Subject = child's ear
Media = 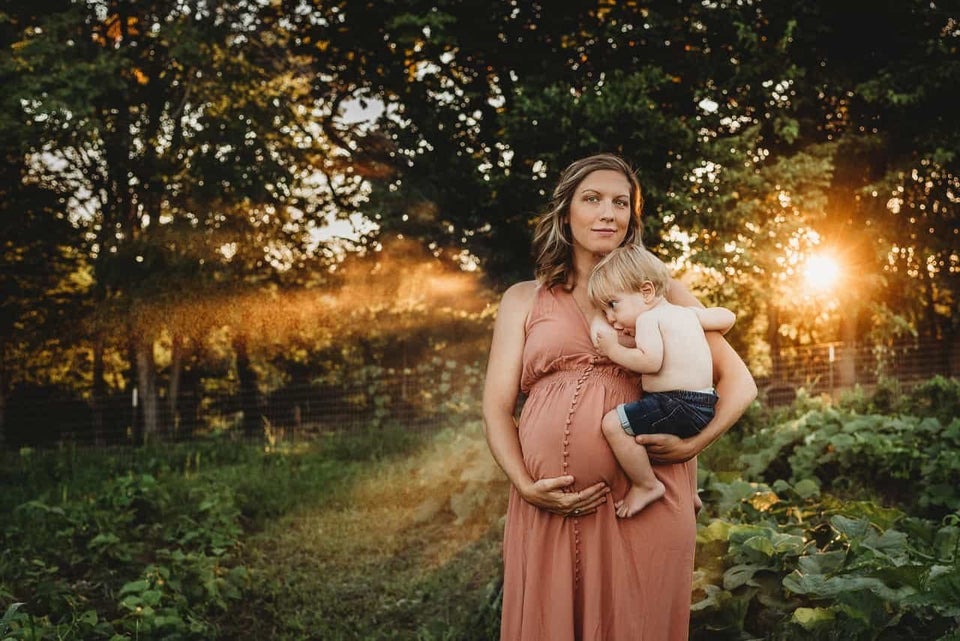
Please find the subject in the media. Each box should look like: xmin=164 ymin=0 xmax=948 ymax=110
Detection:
xmin=640 ymin=281 xmax=656 ymax=300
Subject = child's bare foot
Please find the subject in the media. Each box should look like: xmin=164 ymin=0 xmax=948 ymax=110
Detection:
xmin=614 ymin=481 xmax=665 ymax=518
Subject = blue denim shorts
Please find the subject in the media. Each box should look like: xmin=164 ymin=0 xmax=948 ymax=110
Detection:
xmin=616 ymin=389 xmax=718 ymax=439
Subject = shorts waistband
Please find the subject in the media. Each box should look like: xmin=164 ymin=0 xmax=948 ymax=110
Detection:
xmin=654 ymin=388 xmax=717 ymax=401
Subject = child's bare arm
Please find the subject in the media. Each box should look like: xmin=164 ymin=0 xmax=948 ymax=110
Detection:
xmin=693 ymin=306 xmax=736 ymax=334
xmin=595 ymin=315 xmax=664 ymax=374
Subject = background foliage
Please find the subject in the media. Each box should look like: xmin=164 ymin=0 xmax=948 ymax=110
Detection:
xmin=2 ymin=0 xmax=958 ymax=447
xmin=2 ymin=2 xmax=959 ymax=638
xmin=2 ymin=379 xmax=959 ymax=640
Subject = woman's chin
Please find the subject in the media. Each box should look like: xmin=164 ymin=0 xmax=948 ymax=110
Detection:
xmin=590 ymin=241 xmax=624 ymax=256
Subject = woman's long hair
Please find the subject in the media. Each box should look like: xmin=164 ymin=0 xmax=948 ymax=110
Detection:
xmin=532 ymin=153 xmax=644 ymax=289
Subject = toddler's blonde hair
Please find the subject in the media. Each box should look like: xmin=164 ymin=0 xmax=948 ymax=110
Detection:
xmin=588 ymin=243 xmax=671 ymax=308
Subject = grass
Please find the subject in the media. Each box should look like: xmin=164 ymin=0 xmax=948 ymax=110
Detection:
xmin=1 ymin=421 xmax=507 ymax=641
xmin=216 ymin=421 xmax=509 ymax=640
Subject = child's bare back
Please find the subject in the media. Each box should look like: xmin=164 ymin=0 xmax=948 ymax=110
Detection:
xmin=639 ymin=303 xmax=714 ymax=393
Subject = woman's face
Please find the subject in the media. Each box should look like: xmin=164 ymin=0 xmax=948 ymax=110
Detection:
xmin=566 ymin=169 xmax=633 ymax=258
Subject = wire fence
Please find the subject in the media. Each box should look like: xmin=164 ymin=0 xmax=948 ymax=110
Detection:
xmin=2 ymin=337 xmax=958 ymax=449
xmin=1 ymin=367 xmax=485 ymax=450
xmin=757 ymin=337 xmax=960 ymax=405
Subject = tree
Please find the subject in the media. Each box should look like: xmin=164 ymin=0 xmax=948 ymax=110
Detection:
xmin=689 ymin=0 xmax=960 ymax=379
xmin=333 ymin=0 xmax=959 ymax=365
xmin=4 ymin=1 xmax=330 ymax=442
xmin=0 ymin=4 xmax=91 ymax=446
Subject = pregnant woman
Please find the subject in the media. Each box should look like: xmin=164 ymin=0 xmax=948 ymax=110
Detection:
xmin=482 ymin=153 xmax=756 ymax=640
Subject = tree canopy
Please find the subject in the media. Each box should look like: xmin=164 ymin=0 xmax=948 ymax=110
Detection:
xmin=1 ymin=0 xmax=957 ymax=445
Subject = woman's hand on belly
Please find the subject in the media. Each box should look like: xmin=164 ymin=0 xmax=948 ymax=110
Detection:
xmin=520 ymin=475 xmax=611 ymax=517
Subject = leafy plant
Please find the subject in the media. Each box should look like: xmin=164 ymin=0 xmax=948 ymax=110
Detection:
xmin=739 ymin=408 xmax=960 ymax=516
xmin=692 ymin=477 xmax=960 ymax=640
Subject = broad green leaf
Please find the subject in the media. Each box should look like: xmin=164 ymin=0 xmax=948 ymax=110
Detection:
xmin=796 ymin=551 xmax=845 ymax=575
xmin=741 ymin=535 xmax=776 ymax=562
xmin=713 ymin=480 xmax=767 ymax=512
xmin=88 ymin=532 xmax=121 ymax=548
xmin=697 ymin=518 xmax=732 ymax=544
xmin=78 ymin=610 xmax=98 ymax=625
xmin=791 ymin=606 xmax=835 ymax=629
xmin=831 ymin=515 xmax=872 ymax=540
xmin=934 ymin=525 xmax=960 ymax=559
xmin=924 ymin=565 xmax=960 ymax=617
xmin=770 ymin=532 xmax=805 ymax=555
xmin=862 ymin=528 xmax=910 ymax=562
xmin=728 ymin=524 xmax=776 ymax=545
xmin=151 ymin=613 xmax=186 ymax=628
xmin=784 ymin=570 xmax=917 ymax=603
xmin=723 ymin=563 xmax=762 ymax=590
xmin=119 ymin=579 xmax=150 ymax=596
xmin=793 ymin=478 xmax=820 ymax=499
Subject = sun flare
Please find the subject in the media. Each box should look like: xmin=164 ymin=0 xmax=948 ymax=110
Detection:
xmin=802 ymin=253 xmax=841 ymax=292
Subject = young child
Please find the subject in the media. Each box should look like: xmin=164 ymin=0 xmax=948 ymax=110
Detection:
xmin=587 ymin=244 xmax=736 ymax=518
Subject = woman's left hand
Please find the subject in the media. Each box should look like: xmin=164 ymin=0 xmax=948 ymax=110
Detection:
xmin=634 ymin=433 xmax=699 ymax=464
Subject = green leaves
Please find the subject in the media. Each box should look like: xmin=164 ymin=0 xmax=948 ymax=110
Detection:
xmin=695 ymin=474 xmax=960 ymax=639
xmin=0 ymin=603 xmax=25 ymax=638
xmin=0 ymin=453 xmax=249 ymax=640
xmin=790 ymin=606 xmax=835 ymax=630
xmin=740 ymin=388 xmax=960 ymax=515
xmin=693 ymin=385 xmax=960 ymax=640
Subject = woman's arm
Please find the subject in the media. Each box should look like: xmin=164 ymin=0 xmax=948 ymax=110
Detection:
xmin=483 ymin=282 xmax=610 ymax=515
xmin=636 ymin=280 xmax=757 ymax=463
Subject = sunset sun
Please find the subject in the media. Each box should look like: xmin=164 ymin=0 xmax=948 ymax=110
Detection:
xmin=802 ymin=253 xmax=841 ymax=292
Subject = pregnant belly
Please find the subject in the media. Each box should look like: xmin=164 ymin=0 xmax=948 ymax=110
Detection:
xmin=518 ymin=384 xmax=623 ymax=491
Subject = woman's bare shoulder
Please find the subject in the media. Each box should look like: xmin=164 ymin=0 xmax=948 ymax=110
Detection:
xmin=496 ymin=280 xmax=539 ymax=320
xmin=501 ymin=280 xmax=539 ymax=304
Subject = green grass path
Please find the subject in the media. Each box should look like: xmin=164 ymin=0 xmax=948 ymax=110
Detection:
xmin=219 ymin=423 xmax=508 ymax=641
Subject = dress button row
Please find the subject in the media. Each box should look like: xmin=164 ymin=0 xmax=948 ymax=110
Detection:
xmin=565 ymin=362 xmax=593 ymax=592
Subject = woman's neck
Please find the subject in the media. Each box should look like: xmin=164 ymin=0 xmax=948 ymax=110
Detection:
xmin=570 ymin=249 xmax=603 ymax=291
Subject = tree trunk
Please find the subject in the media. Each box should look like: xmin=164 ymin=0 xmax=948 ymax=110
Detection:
xmin=169 ymin=334 xmax=183 ymax=438
xmin=92 ymin=332 xmax=106 ymax=445
xmin=0 ymin=347 xmax=6 ymax=450
xmin=950 ymin=331 xmax=960 ymax=379
xmin=179 ymin=368 xmax=200 ymax=440
xmin=135 ymin=335 xmax=159 ymax=444
xmin=233 ymin=333 xmax=262 ymax=439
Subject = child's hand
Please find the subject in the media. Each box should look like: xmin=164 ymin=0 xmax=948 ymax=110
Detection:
xmin=594 ymin=329 xmax=619 ymax=356
xmin=590 ymin=316 xmax=618 ymax=355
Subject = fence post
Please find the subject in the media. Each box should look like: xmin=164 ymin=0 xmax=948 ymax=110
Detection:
xmin=828 ymin=343 xmax=836 ymax=397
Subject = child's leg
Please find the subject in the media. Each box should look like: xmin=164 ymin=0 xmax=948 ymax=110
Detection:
xmin=601 ymin=409 xmax=665 ymax=517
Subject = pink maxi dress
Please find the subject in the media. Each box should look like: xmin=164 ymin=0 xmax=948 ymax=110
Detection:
xmin=500 ymin=285 xmax=698 ymax=641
